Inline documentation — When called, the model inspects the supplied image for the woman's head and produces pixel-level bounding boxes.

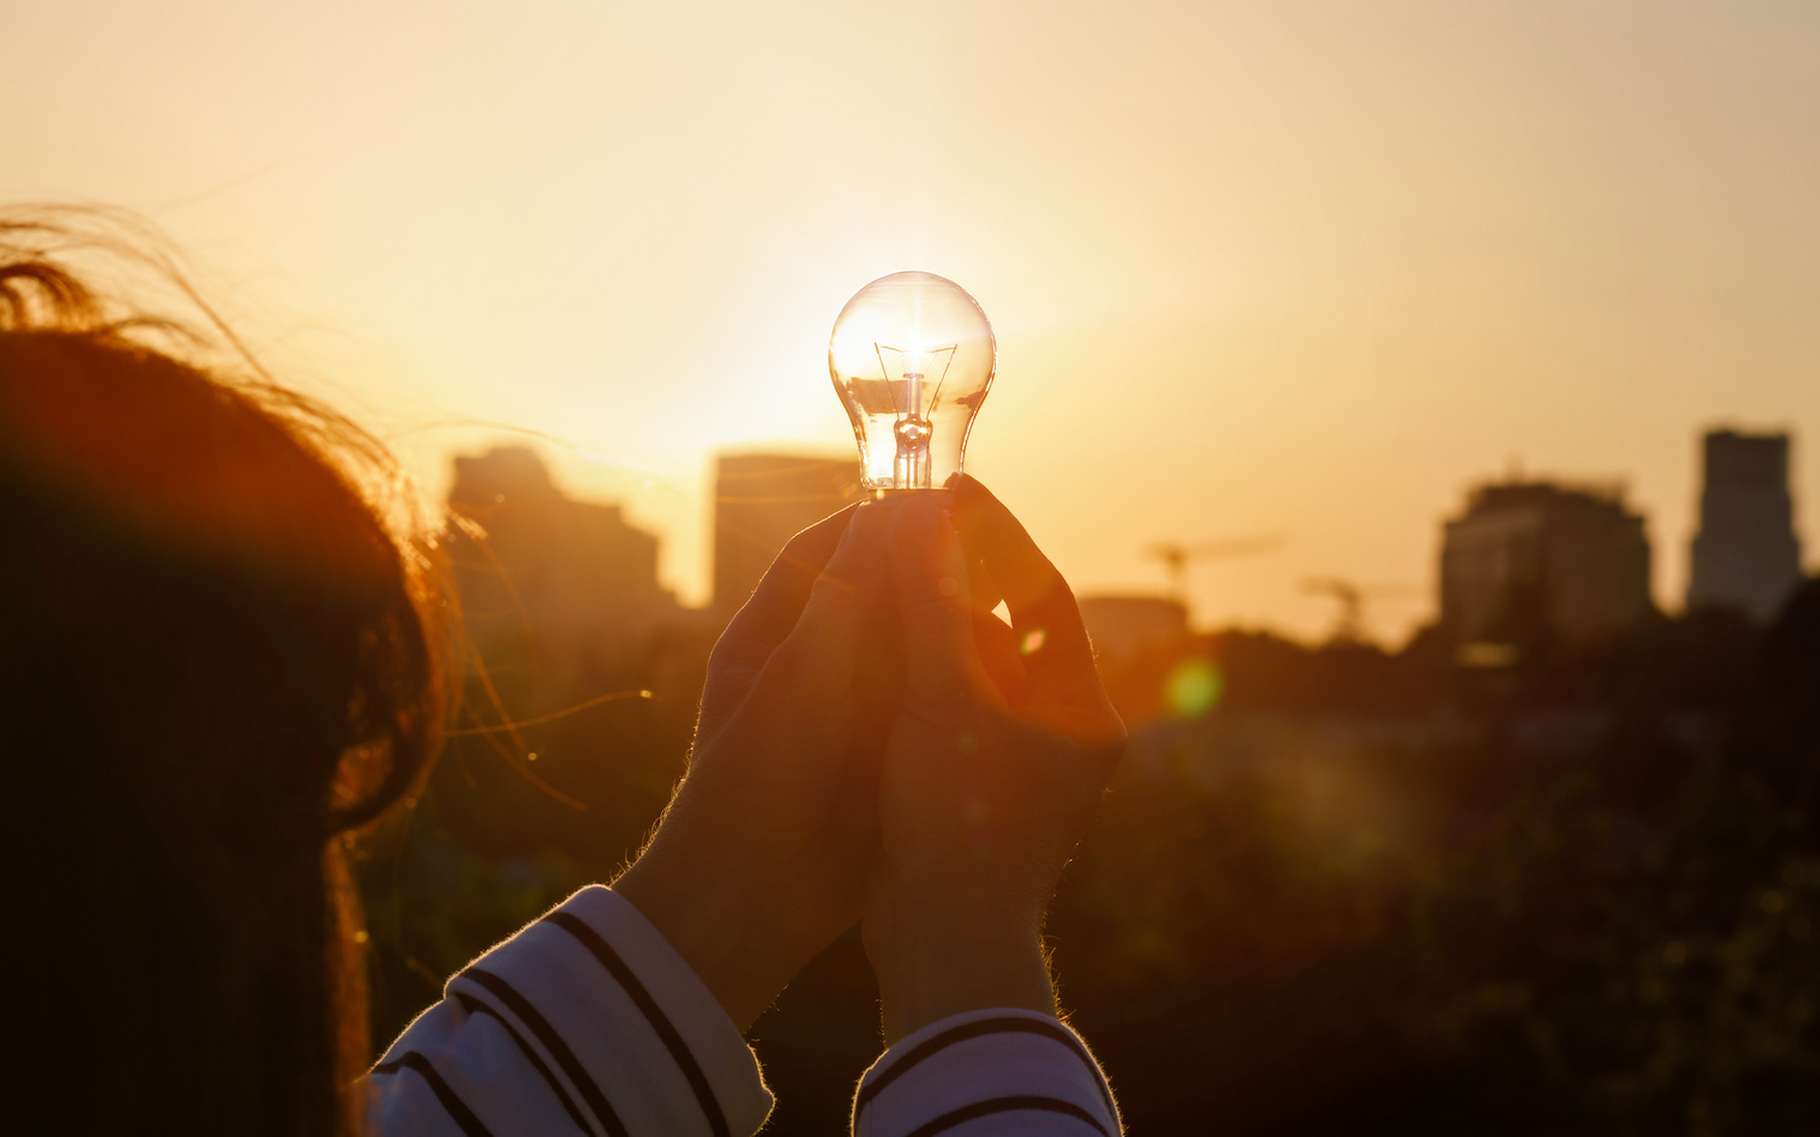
[0,215,446,1133]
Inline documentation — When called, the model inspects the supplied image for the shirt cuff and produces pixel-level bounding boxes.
[852,1007,1120,1137]
[446,885,773,1137]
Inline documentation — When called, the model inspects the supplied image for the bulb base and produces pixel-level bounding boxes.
[890,417,935,490]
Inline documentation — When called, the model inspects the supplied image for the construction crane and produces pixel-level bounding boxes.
[1301,577,1423,643]
[1146,536,1285,601]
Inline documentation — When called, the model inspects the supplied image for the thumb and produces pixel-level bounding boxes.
[889,495,992,712]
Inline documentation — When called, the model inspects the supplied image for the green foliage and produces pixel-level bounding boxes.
[355,583,1820,1132]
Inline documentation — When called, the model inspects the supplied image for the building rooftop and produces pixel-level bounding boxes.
[1458,477,1635,518]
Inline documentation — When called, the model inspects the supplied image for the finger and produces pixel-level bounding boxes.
[972,609,1029,707]
[948,474,1098,691]
[782,501,893,647]
[978,601,1123,750]
[702,504,858,728]
[719,503,860,657]
[699,507,897,788]
[888,494,994,712]
[964,550,1004,613]
[746,501,894,727]
[943,474,1005,612]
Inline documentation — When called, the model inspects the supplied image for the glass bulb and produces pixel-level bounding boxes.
[829,271,996,492]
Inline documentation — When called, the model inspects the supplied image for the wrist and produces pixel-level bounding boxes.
[614,848,805,1032]
[864,896,1056,1041]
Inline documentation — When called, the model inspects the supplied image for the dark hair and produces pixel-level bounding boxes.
[0,213,448,1135]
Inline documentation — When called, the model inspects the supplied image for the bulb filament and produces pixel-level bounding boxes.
[873,342,958,489]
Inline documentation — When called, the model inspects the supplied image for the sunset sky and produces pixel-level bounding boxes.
[7,1,1815,640]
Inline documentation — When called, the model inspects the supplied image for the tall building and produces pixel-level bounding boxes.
[449,446,679,681]
[1688,428,1802,622]
[1440,478,1652,648]
[712,451,863,616]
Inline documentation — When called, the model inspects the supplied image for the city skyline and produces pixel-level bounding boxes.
[441,414,1807,643]
[452,422,1802,647]
[6,1,1815,639]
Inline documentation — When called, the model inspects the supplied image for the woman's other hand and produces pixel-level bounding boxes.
[864,478,1125,1039]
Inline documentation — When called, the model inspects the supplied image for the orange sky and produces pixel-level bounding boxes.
[6,1,1816,640]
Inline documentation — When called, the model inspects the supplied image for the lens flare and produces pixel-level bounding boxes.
[1165,659,1223,718]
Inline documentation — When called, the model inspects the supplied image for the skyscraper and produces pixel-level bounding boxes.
[448,445,680,680]
[711,451,864,617]
[1440,478,1652,649]
[1688,428,1802,622]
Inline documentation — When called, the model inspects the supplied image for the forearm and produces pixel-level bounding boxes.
[613,840,819,1033]
[867,908,1056,1042]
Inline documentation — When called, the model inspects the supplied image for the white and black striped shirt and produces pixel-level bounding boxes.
[368,887,1121,1137]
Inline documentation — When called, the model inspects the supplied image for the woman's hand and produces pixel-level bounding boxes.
[616,503,893,1030]
[617,479,1121,1038]
[863,478,1125,1039]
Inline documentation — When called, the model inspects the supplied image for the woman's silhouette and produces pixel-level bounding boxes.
[1,213,1123,1137]
[2,217,446,1133]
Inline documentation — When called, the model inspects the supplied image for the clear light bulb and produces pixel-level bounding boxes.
[829,271,996,492]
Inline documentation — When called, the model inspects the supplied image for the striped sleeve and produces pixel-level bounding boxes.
[367,886,774,1137]
[851,1008,1121,1137]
